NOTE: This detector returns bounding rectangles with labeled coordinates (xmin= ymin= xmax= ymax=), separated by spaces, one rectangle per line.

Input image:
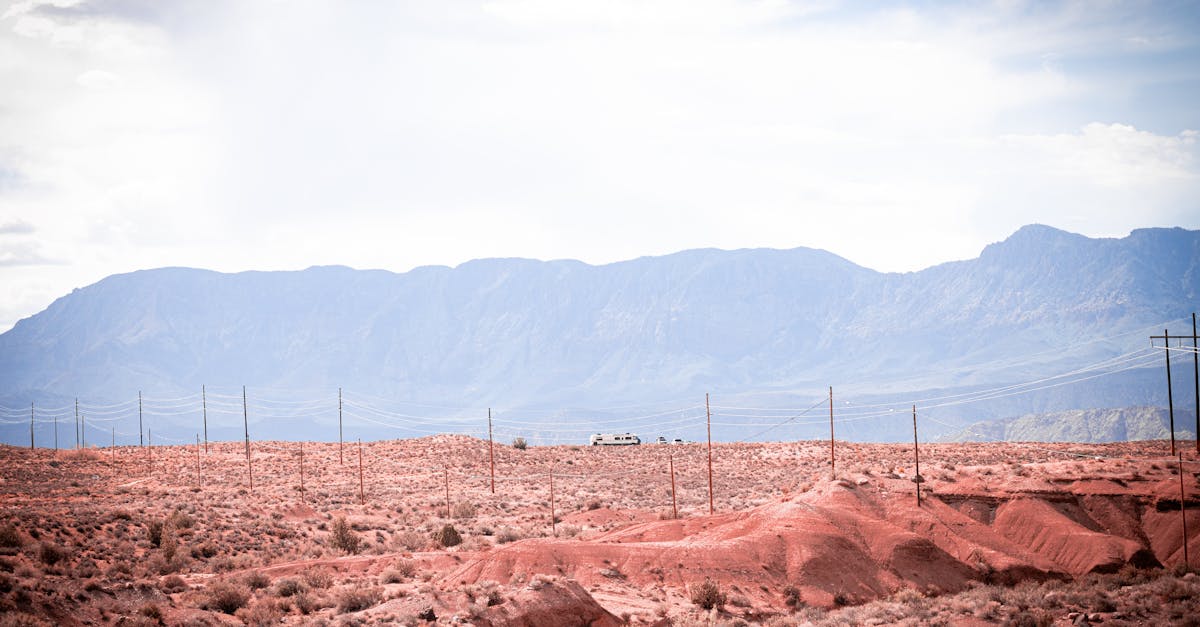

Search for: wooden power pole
xmin=1193 ymin=313 xmax=1199 ymax=455
xmin=488 ymin=408 xmax=496 ymax=494
xmin=202 ymin=385 xmax=208 ymax=454
xmin=242 ymin=386 xmax=250 ymax=462
xmin=338 ymin=387 xmax=344 ymax=465
xmin=706 ymin=393 xmax=714 ymax=515
xmin=913 ymin=405 xmax=921 ymax=507
xmin=829 ymin=386 xmax=836 ymax=479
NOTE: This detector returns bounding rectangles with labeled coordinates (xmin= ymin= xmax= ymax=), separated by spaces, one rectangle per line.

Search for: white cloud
xmin=0 ymin=0 xmax=1197 ymax=330
xmin=1009 ymin=123 xmax=1197 ymax=187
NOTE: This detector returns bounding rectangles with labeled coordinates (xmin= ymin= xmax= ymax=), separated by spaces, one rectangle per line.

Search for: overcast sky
xmin=0 ymin=0 xmax=1197 ymax=332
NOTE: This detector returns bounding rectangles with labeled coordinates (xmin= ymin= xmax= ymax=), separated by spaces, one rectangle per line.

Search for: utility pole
xmin=29 ymin=402 xmax=34 ymax=450
xmin=1152 ymin=327 xmax=1200 ymax=456
xmin=139 ymin=391 xmax=144 ymax=448
xmin=74 ymin=398 xmax=79 ymax=449
xmin=1180 ymin=454 xmax=1189 ymax=570
xmin=1165 ymin=330 xmax=1177 ymax=455
xmin=488 ymin=408 xmax=496 ymax=494
xmin=1193 ymin=313 xmax=1199 ymax=455
xmin=202 ymin=385 xmax=208 ymax=454
xmin=338 ymin=387 xmax=344 ymax=465
xmin=550 ymin=464 xmax=557 ymax=536
xmin=242 ymin=386 xmax=250 ymax=462
xmin=828 ymin=386 xmax=836 ymax=479
xmin=706 ymin=392 xmax=714 ymax=515
xmin=913 ymin=405 xmax=921 ymax=507
xmin=669 ymin=449 xmax=678 ymax=520
xmin=357 ymin=438 xmax=365 ymax=506
xmin=443 ymin=466 xmax=451 ymax=519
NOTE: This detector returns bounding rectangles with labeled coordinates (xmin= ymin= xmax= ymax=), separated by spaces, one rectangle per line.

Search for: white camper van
xmin=589 ymin=433 xmax=641 ymax=446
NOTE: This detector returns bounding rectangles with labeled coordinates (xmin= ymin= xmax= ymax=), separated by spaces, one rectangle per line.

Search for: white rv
xmin=590 ymin=433 xmax=641 ymax=446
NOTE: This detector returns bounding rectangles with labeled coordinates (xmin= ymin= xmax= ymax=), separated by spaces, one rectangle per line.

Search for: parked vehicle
xmin=590 ymin=433 xmax=641 ymax=446
xmin=672 ymin=438 xmax=685 ymax=444
xmin=655 ymin=436 xmax=667 ymax=444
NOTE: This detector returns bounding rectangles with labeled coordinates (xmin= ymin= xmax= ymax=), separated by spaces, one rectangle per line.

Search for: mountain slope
xmin=941 ymin=406 xmax=1196 ymax=443
xmin=0 ymin=225 xmax=1196 ymax=444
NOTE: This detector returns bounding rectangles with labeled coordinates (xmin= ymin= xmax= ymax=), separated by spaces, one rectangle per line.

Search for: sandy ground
xmin=0 ymin=436 xmax=1198 ymax=625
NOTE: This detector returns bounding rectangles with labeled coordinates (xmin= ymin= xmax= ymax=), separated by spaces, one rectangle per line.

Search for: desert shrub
xmin=330 ymin=516 xmax=360 ymax=554
xmin=294 ymin=592 xmax=321 ymax=615
xmin=139 ymin=603 xmax=163 ymax=620
xmin=275 ymin=578 xmax=304 ymax=597
xmin=690 ymin=578 xmax=725 ymax=610
xmin=146 ymin=519 xmax=164 ymax=548
xmin=337 ymin=586 xmax=382 ymax=613
xmin=394 ymin=530 xmax=426 ymax=551
xmin=1153 ymin=576 xmax=1194 ymax=602
xmin=1003 ymin=610 xmax=1053 ymax=627
xmin=160 ymin=574 xmax=187 ymax=593
xmin=236 ymin=599 xmax=284 ymax=626
xmin=160 ymin=524 xmax=178 ymax=563
xmin=192 ymin=541 xmax=218 ymax=559
xmin=512 ymin=437 xmax=527 ymax=450
xmin=495 ymin=527 xmax=521 ymax=544
xmin=303 ymin=568 xmax=334 ymax=589
xmin=586 ymin=499 xmax=602 ymax=511
xmin=38 ymin=542 xmax=67 ymax=566
xmin=381 ymin=569 xmax=405 ymax=584
xmin=167 ymin=510 xmax=195 ymax=530
xmin=452 ymin=501 xmax=477 ymax=519
xmin=783 ymin=584 xmax=802 ymax=608
xmin=436 ymin=524 xmax=462 ymax=548
xmin=0 ymin=615 xmax=54 ymax=627
xmin=204 ymin=581 xmax=250 ymax=614
xmin=394 ymin=558 xmax=418 ymax=578
xmin=0 ymin=525 xmax=21 ymax=548
xmin=244 ymin=570 xmax=271 ymax=590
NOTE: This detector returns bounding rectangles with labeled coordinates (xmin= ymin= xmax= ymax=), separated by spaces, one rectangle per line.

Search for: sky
xmin=0 ymin=0 xmax=1197 ymax=332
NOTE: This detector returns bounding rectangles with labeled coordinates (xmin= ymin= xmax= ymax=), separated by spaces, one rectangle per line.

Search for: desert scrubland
xmin=1 ymin=436 xmax=1199 ymax=626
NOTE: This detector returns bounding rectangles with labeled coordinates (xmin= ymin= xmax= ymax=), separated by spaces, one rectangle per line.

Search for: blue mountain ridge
xmin=1 ymin=224 xmax=1197 ymax=445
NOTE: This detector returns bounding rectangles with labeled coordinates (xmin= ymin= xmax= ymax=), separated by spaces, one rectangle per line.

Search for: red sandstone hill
xmin=0 ymin=437 xmax=1197 ymax=625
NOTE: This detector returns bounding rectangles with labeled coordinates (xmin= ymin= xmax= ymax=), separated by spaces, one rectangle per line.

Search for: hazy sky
xmin=0 ymin=0 xmax=1197 ymax=332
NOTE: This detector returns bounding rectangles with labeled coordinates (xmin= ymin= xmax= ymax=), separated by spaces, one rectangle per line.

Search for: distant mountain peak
xmin=0 ymin=224 xmax=1196 ymax=446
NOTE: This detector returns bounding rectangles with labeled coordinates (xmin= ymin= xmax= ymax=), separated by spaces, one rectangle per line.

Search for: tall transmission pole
xmin=1193 ymin=313 xmax=1199 ymax=454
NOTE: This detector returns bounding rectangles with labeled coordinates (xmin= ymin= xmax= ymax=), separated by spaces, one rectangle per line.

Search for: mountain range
xmin=1 ymin=224 xmax=1197 ymax=445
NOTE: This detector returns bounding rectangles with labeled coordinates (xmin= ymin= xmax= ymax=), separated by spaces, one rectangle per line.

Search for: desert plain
xmin=1 ymin=435 xmax=1199 ymax=626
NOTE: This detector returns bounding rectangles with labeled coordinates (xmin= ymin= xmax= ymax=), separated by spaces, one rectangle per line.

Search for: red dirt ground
xmin=0 ymin=437 xmax=1198 ymax=625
